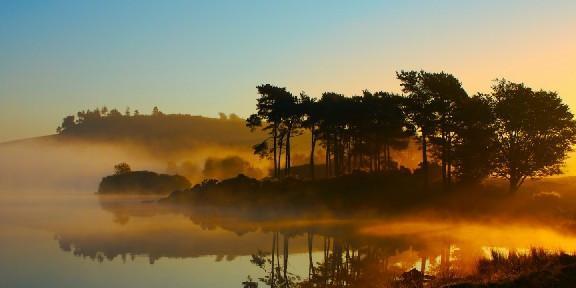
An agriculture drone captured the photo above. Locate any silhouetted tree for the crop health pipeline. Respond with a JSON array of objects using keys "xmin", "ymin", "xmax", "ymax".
[
  {"xmin": 253, "ymin": 140, "xmax": 270, "ymax": 160},
  {"xmin": 114, "ymin": 163, "xmax": 132, "ymax": 175},
  {"xmin": 76, "ymin": 108, "xmax": 102, "ymax": 123},
  {"xmin": 397, "ymin": 71, "xmax": 438, "ymax": 186},
  {"xmin": 108, "ymin": 108, "xmax": 122, "ymax": 117},
  {"xmin": 246, "ymin": 84, "xmax": 295, "ymax": 177},
  {"xmin": 57, "ymin": 115, "xmax": 76, "ymax": 133},
  {"xmin": 152, "ymin": 106, "xmax": 163, "ymax": 116},
  {"xmin": 317, "ymin": 92, "xmax": 349, "ymax": 176},
  {"xmin": 490, "ymin": 79, "xmax": 576, "ymax": 192},
  {"xmin": 398, "ymin": 71, "xmax": 470, "ymax": 188},
  {"xmin": 451, "ymin": 95, "xmax": 496, "ymax": 183},
  {"xmin": 243, "ymin": 74, "xmax": 576, "ymax": 186},
  {"xmin": 278, "ymin": 92, "xmax": 301, "ymax": 175},
  {"xmin": 300, "ymin": 93, "xmax": 321, "ymax": 178},
  {"xmin": 424, "ymin": 72, "xmax": 468, "ymax": 187},
  {"xmin": 244, "ymin": 89, "xmax": 414, "ymax": 178},
  {"xmin": 366, "ymin": 91, "xmax": 413, "ymax": 171}
]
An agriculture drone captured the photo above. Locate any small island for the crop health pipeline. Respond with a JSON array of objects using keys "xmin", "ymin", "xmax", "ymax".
[{"xmin": 98, "ymin": 163, "xmax": 190, "ymax": 195}]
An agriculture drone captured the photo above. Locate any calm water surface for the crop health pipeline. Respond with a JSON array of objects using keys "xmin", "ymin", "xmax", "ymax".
[{"xmin": 3, "ymin": 188, "xmax": 576, "ymax": 288}]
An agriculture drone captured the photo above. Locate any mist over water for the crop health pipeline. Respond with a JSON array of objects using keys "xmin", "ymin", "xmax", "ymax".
[
  {"xmin": 0, "ymin": 139, "xmax": 281, "ymax": 287},
  {"xmin": 2, "ymin": 139, "xmax": 576, "ymax": 287}
]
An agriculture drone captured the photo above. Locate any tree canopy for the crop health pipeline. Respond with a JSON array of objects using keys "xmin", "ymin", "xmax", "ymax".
[
  {"xmin": 490, "ymin": 79, "xmax": 576, "ymax": 192},
  {"xmin": 247, "ymin": 74, "xmax": 576, "ymax": 193}
]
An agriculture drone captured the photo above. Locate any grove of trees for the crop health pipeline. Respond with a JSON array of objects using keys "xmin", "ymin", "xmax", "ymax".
[{"xmin": 247, "ymin": 71, "xmax": 576, "ymax": 193}]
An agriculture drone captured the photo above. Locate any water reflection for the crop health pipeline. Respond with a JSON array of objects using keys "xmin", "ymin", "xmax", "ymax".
[
  {"xmin": 3, "ymin": 187, "xmax": 576, "ymax": 287},
  {"xmin": 51, "ymin": 194, "xmax": 576, "ymax": 287}
]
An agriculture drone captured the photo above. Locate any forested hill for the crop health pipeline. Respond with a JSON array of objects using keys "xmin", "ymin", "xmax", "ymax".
[{"xmin": 54, "ymin": 107, "xmax": 266, "ymax": 155}]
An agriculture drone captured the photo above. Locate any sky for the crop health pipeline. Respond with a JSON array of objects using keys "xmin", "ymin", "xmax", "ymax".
[{"xmin": 1, "ymin": 0, "xmax": 575, "ymax": 142}]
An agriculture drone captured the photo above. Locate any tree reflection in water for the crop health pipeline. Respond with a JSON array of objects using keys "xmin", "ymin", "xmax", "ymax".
[
  {"xmin": 52, "ymin": 194, "xmax": 576, "ymax": 288},
  {"xmin": 245, "ymin": 232, "xmax": 459, "ymax": 288}
]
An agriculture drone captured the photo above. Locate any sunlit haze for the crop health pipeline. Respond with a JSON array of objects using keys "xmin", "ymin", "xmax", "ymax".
[{"xmin": 2, "ymin": 2, "xmax": 576, "ymax": 287}]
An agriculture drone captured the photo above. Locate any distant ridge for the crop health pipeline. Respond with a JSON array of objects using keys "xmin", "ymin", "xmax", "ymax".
[
  {"xmin": 50, "ymin": 112, "xmax": 267, "ymax": 156},
  {"xmin": 0, "ymin": 112, "xmax": 268, "ymax": 158}
]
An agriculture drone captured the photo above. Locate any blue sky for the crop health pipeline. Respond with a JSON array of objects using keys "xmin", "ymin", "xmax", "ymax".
[{"xmin": 1, "ymin": 0, "xmax": 575, "ymax": 141}]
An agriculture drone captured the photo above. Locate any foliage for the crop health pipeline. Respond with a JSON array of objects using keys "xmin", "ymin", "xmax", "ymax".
[
  {"xmin": 247, "ymin": 74, "xmax": 576, "ymax": 192},
  {"xmin": 443, "ymin": 249, "xmax": 576, "ymax": 287},
  {"xmin": 489, "ymin": 79, "xmax": 576, "ymax": 192},
  {"xmin": 114, "ymin": 162, "xmax": 132, "ymax": 175}
]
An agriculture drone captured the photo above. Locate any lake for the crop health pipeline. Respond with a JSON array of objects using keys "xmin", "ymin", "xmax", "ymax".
[{"xmin": 2, "ymin": 142, "xmax": 576, "ymax": 287}]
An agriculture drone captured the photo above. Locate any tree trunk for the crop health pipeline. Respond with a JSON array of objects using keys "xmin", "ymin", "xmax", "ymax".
[
  {"xmin": 447, "ymin": 162, "xmax": 452, "ymax": 186},
  {"xmin": 307, "ymin": 232, "xmax": 313, "ymax": 279},
  {"xmin": 278, "ymin": 137, "xmax": 283, "ymax": 177},
  {"xmin": 285, "ymin": 125, "xmax": 291, "ymax": 175},
  {"xmin": 447, "ymin": 135, "xmax": 452, "ymax": 186},
  {"xmin": 333, "ymin": 134, "xmax": 339, "ymax": 175},
  {"xmin": 310, "ymin": 127, "xmax": 316, "ymax": 179},
  {"xmin": 422, "ymin": 134, "xmax": 428, "ymax": 168},
  {"xmin": 325, "ymin": 139, "xmax": 331, "ymax": 177},
  {"xmin": 422, "ymin": 132, "xmax": 429, "ymax": 187},
  {"xmin": 271, "ymin": 232, "xmax": 276, "ymax": 287},
  {"xmin": 276, "ymin": 232, "xmax": 280, "ymax": 273},
  {"xmin": 386, "ymin": 143, "xmax": 391, "ymax": 171},
  {"xmin": 376, "ymin": 145, "xmax": 381, "ymax": 172},
  {"xmin": 442, "ymin": 131, "xmax": 447, "ymax": 189},
  {"xmin": 347, "ymin": 140, "xmax": 352, "ymax": 174},
  {"xmin": 273, "ymin": 125, "xmax": 278, "ymax": 177},
  {"xmin": 509, "ymin": 175, "xmax": 525, "ymax": 194},
  {"xmin": 283, "ymin": 235, "xmax": 288, "ymax": 281}
]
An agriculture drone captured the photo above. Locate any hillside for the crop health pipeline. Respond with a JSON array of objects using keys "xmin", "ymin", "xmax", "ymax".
[{"xmin": 56, "ymin": 110, "xmax": 265, "ymax": 154}]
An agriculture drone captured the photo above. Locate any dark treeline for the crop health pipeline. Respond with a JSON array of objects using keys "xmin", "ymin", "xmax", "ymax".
[
  {"xmin": 57, "ymin": 106, "xmax": 246, "ymax": 137},
  {"xmin": 247, "ymin": 71, "xmax": 576, "ymax": 192},
  {"xmin": 57, "ymin": 106, "xmax": 245, "ymax": 134},
  {"xmin": 57, "ymin": 106, "xmax": 167, "ymax": 133},
  {"xmin": 54, "ymin": 106, "xmax": 265, "ymax": 158}
]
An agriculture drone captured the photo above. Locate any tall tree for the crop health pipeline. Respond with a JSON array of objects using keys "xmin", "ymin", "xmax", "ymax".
[
  {"xmin": 424, "ymin": 72, "xmax": 468, "ymax": 187},
  {"xmin": 451, "ymin": 94, "xmax": 496, "ymax": 183},
  {"xmin": 359, "ymin": 91, "xmax": 413, "ymax": 172},
  {"xmin": 317, "ymin": 92, "xmax": 348, "ymax": 176},
  {"xmin": 397, "ymin": 71, "xmax": 438, "ymax": 186},
  {"xmin": 398, "ymin": 70, "xmax": 469, "ymax": 188},
  {"xmin": 278, "ymin": 93, "xmax": 300, "ymax": 175},
  {"xmin": 490, "ymin": 79, "xmax": 576, "ymax": 192},
  {"xmin": 300, "ymin": 93, "xmax": 321, "ymax": 178},
  {"xmin": 246, "ymin": 84, "xmax": 294, "ymax": 177}
]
